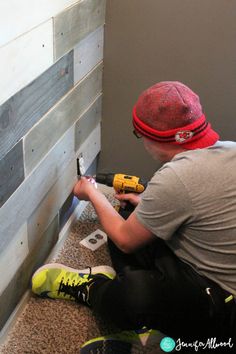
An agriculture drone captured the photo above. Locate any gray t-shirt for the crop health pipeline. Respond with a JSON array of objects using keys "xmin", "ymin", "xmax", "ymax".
[{"xmin": 135, "ymin": 141, "xmax": 236, "ymax": 296}]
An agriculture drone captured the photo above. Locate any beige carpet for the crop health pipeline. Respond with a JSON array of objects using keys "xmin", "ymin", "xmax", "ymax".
[{"xmin": 0, "ymin": 192, "xmax": 163, "ymax": 354}]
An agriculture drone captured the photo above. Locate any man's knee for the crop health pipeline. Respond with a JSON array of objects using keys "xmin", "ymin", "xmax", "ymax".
[{"xmin": 122, "ymin": 269, "xmax": 162, "ymax": 312}]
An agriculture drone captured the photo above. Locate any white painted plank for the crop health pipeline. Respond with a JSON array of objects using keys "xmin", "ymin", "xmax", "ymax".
[
  {"xmin": 28, "ymin": 156, "xmax": 77, "ymax": 250},
  {"xmin": 0, "ymin": 0, "xmax": 80, "ymax": 48},
  {"xmin": 0, "ymin": 126, "xmax": 75, "ymax": 254},
  {"xmin": 0, "ymin": 223, "xmax": 28, "ymax": 296},
  {"xmin": 75, "ymin": 94, "xmax": 102, "ymax": 151},
  {"xmin": 74, "ymin": 26, "xmax": 104, "ymax": 84},
  {"xmin": 77, "ymin": 123, "xmax": 101, "ymax": 172},
  {"xmin": 28, "ymin": 123, "xmax": 101, "ymax": 247},
  {"xmin": 0, "ymin": 20, "xmax": 53, "ymax": 105}
]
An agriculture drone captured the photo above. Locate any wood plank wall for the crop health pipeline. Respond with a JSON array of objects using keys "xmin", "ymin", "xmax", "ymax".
[{"xmin": 0, "ymin": 0, "xmax": 106, "ymax": 330}]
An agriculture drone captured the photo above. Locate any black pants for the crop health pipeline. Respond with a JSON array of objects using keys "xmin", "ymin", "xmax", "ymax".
[{"xmin": 90, "ymin": 234, "xmax": 235, "ymax": 351}]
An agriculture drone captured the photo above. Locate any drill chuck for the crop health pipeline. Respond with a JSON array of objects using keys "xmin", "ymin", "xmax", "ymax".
[{"xmin": 95, "ymin": 173, "xmax": 115, "ymax": 187}]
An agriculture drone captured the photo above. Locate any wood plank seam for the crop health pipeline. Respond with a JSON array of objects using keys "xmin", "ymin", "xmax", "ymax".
[
  {"xmin": 0, "ymin": 50, "xmax": 74, "ymax": 161},
  {"xmin": 0, "ymin": 19, "xmax": 54, "ymax": 105}
]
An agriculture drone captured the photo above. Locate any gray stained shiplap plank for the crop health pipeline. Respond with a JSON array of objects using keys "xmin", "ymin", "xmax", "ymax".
[
  {"xmin": 0, "ymin": 216, "xmax": 58, "ymax": 331},
  {"xmin": 74, "ymin": 25, "xmax": 104, "ymax": 85},
  {"xmin": 28, "ymin": 120, "xmax": 101, "ymax": 248},
  {"xmin": 76, "ymin": 123, "xmax": 101, "ymax": 173},
  {"xmin": 0, "ymin": 140, "xmax": 24, "ymax": 208},
  {"xmin": 24, "ymin": 63, "xmax": 103, "ymax": 176},
  {"xmin": 0, "ymin": 125, "xmax": 75, "ymax": 255},
  {"xmin": 54, "ymin": 0, "xmax": 106, "ymax": 60},
  {"xmin": 27, "ymin": 156, "xmax": 77, "ymax": 251},
  {"xmin": 0, "ymin": 223, "xmax": 28, "ymax": 296},
  {"xmin": 75, "ymin": 94, "xmax": 102, "ymax": 151},
  {"xmin": 0, "ymin": 51, "xmax": 73, "ymax": 161},
  {"xmin": 59, "ymin": 152, "xmax": 97, "ymax": 229}
]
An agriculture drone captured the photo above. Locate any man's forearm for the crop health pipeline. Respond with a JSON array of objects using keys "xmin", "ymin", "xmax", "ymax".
[{"xmin": 73, "ymin": 178, "xmax": 154, "ymax": 252}]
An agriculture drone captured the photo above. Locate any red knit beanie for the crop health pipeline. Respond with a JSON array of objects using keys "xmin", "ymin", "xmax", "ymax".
[{"xmin": 132, "ymin": 81, "xmax": 219, "ymax": 149}]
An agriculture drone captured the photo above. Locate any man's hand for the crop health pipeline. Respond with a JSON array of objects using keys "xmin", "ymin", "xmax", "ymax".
[
  {"xmin": 114, "ymin": 193, "xmax": 141, "ymax": 207},
  {"xmin": 73, "ymin": 176, "xmax": 100, "ymax": 201}
]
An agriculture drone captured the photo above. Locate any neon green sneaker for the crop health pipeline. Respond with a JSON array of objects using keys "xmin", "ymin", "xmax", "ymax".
[
  {"xmin": 31, "ymin": 263, "xmax": 115, "ymax": 305},
  {"xmin": 80, "ymin": 328, "xmax": 164, "ymax": 353}
]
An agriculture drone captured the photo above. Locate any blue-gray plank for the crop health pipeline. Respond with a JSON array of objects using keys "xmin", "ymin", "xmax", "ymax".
[
  {"xmin": 0, "ymin": 51, "xmax": 74, "ymax": 160},
  {"xmin": 0, "ymin": 125, "xmax": 75, "ymax": 255},
  {"xmin": 0, "ymin": 215, "xmax": 58, "ymax": 331},
  {"xmin": 0, "ymin": 140, "xmax": 24, "ymax": 208}
]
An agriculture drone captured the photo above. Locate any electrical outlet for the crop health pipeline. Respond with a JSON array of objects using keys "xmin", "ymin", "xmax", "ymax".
[{"xmin": 80, "ymin": 229, "xmax": 107, "ymax": 251}]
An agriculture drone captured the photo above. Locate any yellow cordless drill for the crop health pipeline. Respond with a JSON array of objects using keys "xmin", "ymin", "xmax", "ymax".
[
  {"xmin": 96, "ymin": 173, "xmax": 146, "ymax": 194},
  {"xmin": 96, "ymin": 173, "xmax": 147, "ymax": 217}
]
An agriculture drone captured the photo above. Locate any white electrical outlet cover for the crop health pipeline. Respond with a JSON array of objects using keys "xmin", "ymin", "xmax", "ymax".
[{"xmin": 80, "ymin": 229, "xmax": 107, "ymax": 251}]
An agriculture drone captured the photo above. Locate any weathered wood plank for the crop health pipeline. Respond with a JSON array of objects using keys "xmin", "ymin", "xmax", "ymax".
[
  {"xmin": 0, "ymin": 51, "xmax": 73, "ymax": 161},
  {"xmin": 0, "ymin": 0, "xmax": 79, "ymax": 47},
  {"xmin": 0, "ymin": 140, "xmax": 24, "ymax": 208},
  {"xmin": 54, "ymin": 0, "xmax": 106, "ymax": 60},
  {"xmin": 74, "ymin": 25, "xmax": 104, "ymax": 84},
  {"xmin": 27, "ymin": 155, "xmax": 77, "ymax": 251},
  {"xmin": 0, "ymin": 223, "xmax": 28, "ymax": 296},
  {"xmin": 0, "ymin": 216, "xmax": 58, "ymax": 331},
  {"xmin": 59, "ymin": 194, "xmax": 79, "ymax": 230},
  {"xmin": 0, "ymin": 125, "xmax": 75, "ymax": 255},
  {"xmin": 28, "ymin": 122, "xmax": 101, "ymax": 243},
  {"xmin": 0, "ymin": 19, "xmax": 53, "ymax": 105},
  {"xmin": 24, "ymin": 62, "xmax": 103, "ymax": 176},
  {"xmin": 59, "ymin": 156, "xmax": 97, "ymax": 229},
  {"xmin": 76, "ymin": 123, "xmax": 101, "ymax": 172},
  {"xmin": 75, "ymin": 94, "xmax": 102, "ymax": 151}
]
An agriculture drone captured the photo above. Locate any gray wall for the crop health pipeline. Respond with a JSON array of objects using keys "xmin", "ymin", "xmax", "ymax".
[{"xmin": 98, "ymin": 0, "xmax": 236, "ymax": 180}]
